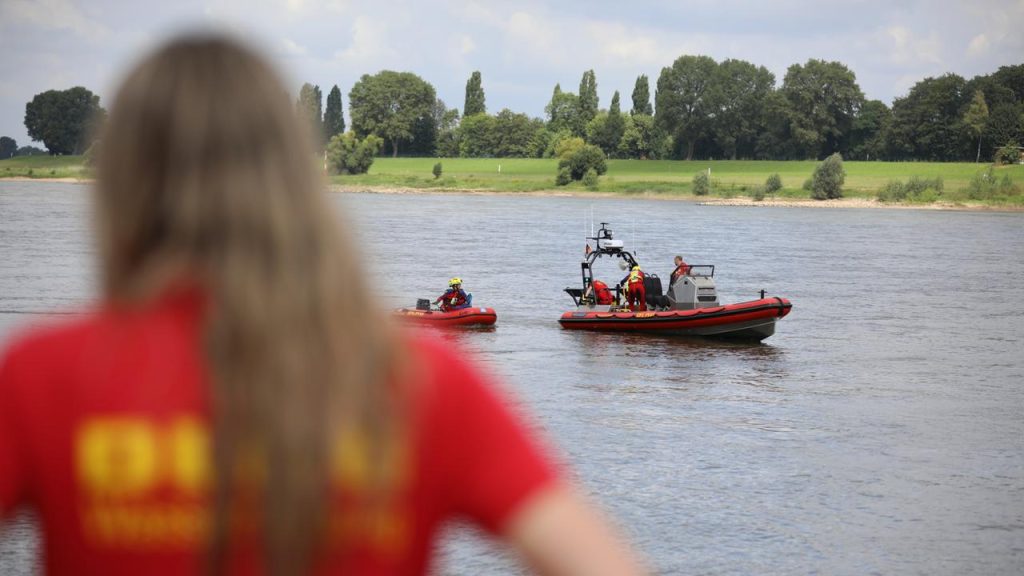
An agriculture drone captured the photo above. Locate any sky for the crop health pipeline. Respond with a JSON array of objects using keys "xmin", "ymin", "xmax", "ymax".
[{"xmin": 2, "ymin": 0, "xmax": 1023, "ymax": 148}]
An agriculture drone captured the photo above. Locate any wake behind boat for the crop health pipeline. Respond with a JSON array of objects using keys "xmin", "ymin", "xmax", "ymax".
[{"xmin": 559, "ymin": 223, "xmax": 791, "ymax": 341}]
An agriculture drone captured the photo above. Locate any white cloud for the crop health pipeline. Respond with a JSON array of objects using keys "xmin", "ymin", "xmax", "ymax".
[
  {"xmin": 333, "ymin": 16, "xmax": 396, "ymax": 66},
  {"xmin": 280, "ymin": 37, "xmax": 307, "ymax": 56},
  {"xmin": 585, "ymin": 22, "xmax": 661, "ymax": 67},
  {"xmin": 882, "ymin": 25, "xmax": 942, "ymax": 66},
  {"xmin": 0, "ymin": 0, "xmax": 108, "ymax": 41},
  {"xmin": 460, "ymin": 35, "xmax": 476, "ymax": 55},
  {"xmin": 967, "ymin": 33, "xmax": 990, "ymax": 57}
]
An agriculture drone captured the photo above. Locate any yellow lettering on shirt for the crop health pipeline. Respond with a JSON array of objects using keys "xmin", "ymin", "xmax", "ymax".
[{"xmin": 77, "ymin": 419, "xmax": 159, "ymax": 496}]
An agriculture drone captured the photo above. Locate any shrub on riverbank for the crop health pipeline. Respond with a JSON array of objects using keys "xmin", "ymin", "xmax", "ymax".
[
  {"xmin": 811, "ymin": 153, "xmax": 845, "ymax": 200},
  {"xmin": 693, "ymin": 171, "xmax": 710, "ymax": 195},
  {"xmin": 994, "ymin": 142, "xmax": 1021, "ymax": 166},
  {"xmin": 877, "ymin": 176, "xmax": 944, "ymax": 202},
  {"xmin": 557, "ymin": 144, "xmax": 606, "ymax": 183},
  {"xmin": 326, "ymin": 132, "xmax": 382, "ymax": 175},
  {"xmin": 963, "ymin": 167, "xmax": 1021, "ymax": 201}
]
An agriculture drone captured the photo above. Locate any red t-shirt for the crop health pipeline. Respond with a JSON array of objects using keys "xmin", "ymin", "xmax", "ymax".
[{"xmin": 0, "ymin": 289, "xmax": 557, "ymax": 575}]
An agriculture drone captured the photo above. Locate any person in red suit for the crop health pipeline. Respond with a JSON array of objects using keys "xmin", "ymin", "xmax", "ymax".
[
  {"xmin": 624, "ymin": 265, "xmax": 647, "ymax": 312},
  {"xmin": 669, "ymin": 255, "xmax": 690, "ymax": 288}
]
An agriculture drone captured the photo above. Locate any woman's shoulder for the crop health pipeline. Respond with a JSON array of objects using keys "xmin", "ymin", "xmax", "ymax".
[{"xmin": 1, "ymin": 312, "xmax": 104, "ymax": 367}]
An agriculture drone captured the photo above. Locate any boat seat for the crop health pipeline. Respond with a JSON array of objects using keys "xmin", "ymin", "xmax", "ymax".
[{"xmin": 643, "ymin": 274, "xmax": 670, "ymax": 309}]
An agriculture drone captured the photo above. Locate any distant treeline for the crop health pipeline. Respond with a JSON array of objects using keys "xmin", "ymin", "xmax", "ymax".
[
  {"xmin": 300, "ymin": 57, "xmax": 1023, "ymax": 163},
  {"xmin": 6, "ymin": 56, "xmax": 1023, "ymax": 163}
]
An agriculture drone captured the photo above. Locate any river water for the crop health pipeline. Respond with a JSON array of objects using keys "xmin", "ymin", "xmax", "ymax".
[{"xmin": 1, "ymin": 181, "xmax": 1022, "ymax": 575}]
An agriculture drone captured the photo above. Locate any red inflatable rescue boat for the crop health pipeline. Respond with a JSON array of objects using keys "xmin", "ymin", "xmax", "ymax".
[
  {"xmin": 559, "ymin": 297, "xmax": 791, "ymax": 340},
  {"xmin": 561, "ymin": 223, "xmax": 792, "ymax": 341},
  {"xmin": 394, "ymin": 306, "xmax": 497, "ymax": 327}
]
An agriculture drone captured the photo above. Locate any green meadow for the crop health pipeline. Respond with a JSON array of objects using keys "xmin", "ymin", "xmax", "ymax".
[
  {"xmin": 4, "ymin": 155, "xmax": 1023, "ymax": 206},
  {"xmin": 0, "ymin": 155, "xmax": 91, "ymax": 179},
  {"xmin": 338, "ymin": 158, "xmax": 1024, "ymax": 205}
]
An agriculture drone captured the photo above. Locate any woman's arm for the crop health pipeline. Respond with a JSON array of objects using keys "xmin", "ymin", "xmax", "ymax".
[{"xmin": 504, "ymin": 483, "xmax": 648, "ymax": 576}]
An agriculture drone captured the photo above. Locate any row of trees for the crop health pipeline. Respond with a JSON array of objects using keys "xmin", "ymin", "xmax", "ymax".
[
  {"xmin": 292, "ymin": 58, "xmax": 1022, "ymax": 163},
  {"xmin": 6, "ymin": 58, "xmax": 1023, "ymax": 162}
]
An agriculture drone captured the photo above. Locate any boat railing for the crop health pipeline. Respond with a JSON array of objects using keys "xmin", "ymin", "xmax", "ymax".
[{"xmin": 687, "ymin": 265, "xmax": 714, "ymax": 278}]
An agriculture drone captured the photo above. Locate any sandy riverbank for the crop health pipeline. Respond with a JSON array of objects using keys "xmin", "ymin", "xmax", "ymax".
[
  {"xmin": 326, "ymin": 184, "xmax": 1021, "ymax": 212},
  {"xmin": 3, "ymin": 178, "xmax": 1019, "ymax": 212}
]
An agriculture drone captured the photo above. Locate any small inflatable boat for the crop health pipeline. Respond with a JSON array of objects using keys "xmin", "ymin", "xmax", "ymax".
[
  {"xmin": 394, "ymin": 303, "xmax": 497, "ymax": 327},
  {"xmin": 560, "ymin": 223, "xmax": 791, "ymax": 341}
]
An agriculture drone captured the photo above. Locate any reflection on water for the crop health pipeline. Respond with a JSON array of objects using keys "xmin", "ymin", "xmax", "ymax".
[{"xmin": 1, "ymin": 182, "xmax": 1023, "ymax": 576}]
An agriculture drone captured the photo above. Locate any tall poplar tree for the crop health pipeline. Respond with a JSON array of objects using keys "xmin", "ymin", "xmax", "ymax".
[
  {"xmin": 577, "ymin": 70, "xmax": 598, "ymax": 126},
  {"xmin": 631, "ymin": 74, "xmax": 653, "ymax": 116},
  {"xmin": 296, "ymin": 83, "xmax": 324, "ymax": 145},
  {"xmin": 464, "ymin": 71, "xmax": 486, "ymax": 116},
  {"xmin": 323, "ymin": 85, "xmax": 345, "ymax": 142}
]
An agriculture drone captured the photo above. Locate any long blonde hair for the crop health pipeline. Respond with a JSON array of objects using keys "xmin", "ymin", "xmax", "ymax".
[{"xmin": 95, "ymin": 35, "xmax": 398, "ymax": 573}]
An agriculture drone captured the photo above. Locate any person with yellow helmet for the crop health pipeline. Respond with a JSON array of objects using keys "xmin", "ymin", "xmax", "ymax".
[
  {"xmin": 623, "ymin": 265, "xmax": 647, "ymax": 312},
  {"xmin": 434, "ymin": 277, "xmax": 473, "ymax": 312}
]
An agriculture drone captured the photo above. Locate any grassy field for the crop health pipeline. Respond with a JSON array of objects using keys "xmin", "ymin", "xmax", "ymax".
[
  {"xmin": 339, "ymin": 158, "xmax": 1024, "ymax": 203},
  {"xmin": 0, "ymin": 155, "xmax": 91, "ymax": 179},
  {"xmin": 4, "ymin": 154, "xmax": 1023, "ymax": 205}
]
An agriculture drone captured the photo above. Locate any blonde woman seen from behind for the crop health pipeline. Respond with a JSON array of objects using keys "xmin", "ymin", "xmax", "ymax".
[{"xmin": 0, "ymin": 34, "xmax": 645, "ymax": 576}]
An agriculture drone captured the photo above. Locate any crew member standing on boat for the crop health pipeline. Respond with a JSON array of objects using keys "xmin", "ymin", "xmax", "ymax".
[
  {"xmin": 435, "ymin": 277, "xmax": 472, "ymax": 311},
  {"xmin": 669, "ymin": 255, "xmax": 690, "ymax": 288},
  {"xmin": 624, "ymin": 266, "xmax": 647, "ymax": 312}
]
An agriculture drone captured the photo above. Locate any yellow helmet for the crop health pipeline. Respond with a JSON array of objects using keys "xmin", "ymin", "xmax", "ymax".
[
  {"xmin": 449, "ymin": 277, "xmax": 462, "ymax": 287},
  {"xmin": 631, "ymin": 265, "xmax": 641, "ymax": 272}
]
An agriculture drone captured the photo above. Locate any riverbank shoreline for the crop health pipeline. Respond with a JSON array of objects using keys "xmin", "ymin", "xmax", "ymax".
[
  {"xmin": 325, "ymin": 183, "xmax": 1023, "ymax": 212},
  {"xmin": 2, "ymin": 177, "xmax": 1020, "ymax": 212}
]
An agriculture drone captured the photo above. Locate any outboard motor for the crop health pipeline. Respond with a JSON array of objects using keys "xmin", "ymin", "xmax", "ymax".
[{"xmin": 667, "ymin": 268, "xmax": 719, "ymax": 310}]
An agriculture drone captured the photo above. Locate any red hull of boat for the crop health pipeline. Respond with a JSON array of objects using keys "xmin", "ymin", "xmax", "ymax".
[
  {"xmin": 559, "ymin": 297, "xmax": 791, "ymax": 340},
  {"xmin": 395, "ymin": 306, "xmax": 497, "ymax": 327}
]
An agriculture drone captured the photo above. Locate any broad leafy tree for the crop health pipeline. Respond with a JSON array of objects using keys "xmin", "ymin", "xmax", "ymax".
[
  {"xmin": 963, "ymin": 90, "xmax": 989, "ymax": 162},
  {"xmin": 780, "ymin": 59, "xmax": 864, "ymax": 159},
  {"xmin": 991, "ymin": 64, "xmax": 1024, "ymax": 103},
  {"xmin": 492, "ymin": 109, "xmax": 544, "ymax": 157},
  {"xmin": 24, "ymin": 87, "xmax": 105, "ymax": 155},
  {"xmin": 885, "ymin": 74, "xmax": 969, "ymax": 161},
  {"xmin": 577, "ymin": 70, "xmax": 599, "ymax": 128},
  {"xmin": 754, "ymin": 90, "xmax": 794, "ymax": 160},
  {"xmin": 458, "ymin": 109, "xmax": 543, "ymax": 157},
  {"xmin": 546, "ymin": 84, "xmax": 582, "ymax": 136},
  {"xmin": 435, "ymin": 102, "xmax": 461, "ymax": 157},
  {"xmin": 631, "ymin": 74, "xmax": 653, "ymax": 116},
  {"xmin": 711, "ymin": 59, "xmax": 775, "ymax": 159},
  {"xmin": 847, "ymin": 99, "xmax": 890, "ymax": 161},
  {"xmin": 984, "ymin": 103, "xmax": 1024, "ymax": 155},
  {"xmin": 349, "ymin": 71, "xmax": 437, "ymax": 157},
  {"xmin": 464, "ymin": 71, "xmax": 486, "ymax": 116},
  {"xmin": 655, "ymin": 55, "xmax": 719, "ymax": 160},
  {"xmin": 458, "ymin": 113, "xmax": 495, "ymax": 157},
  {"xmin": 0, "ymin": 136, "xmax": 16, "ymax": 159},
  {"xmin": 618, "ymin": 113, "xmax": 657, "ymax": 159},
  {"xmin": 323, "ymin": 85, "xmax": 346, "ymax": 142},
  {"xmin": 296, "ymin": 83, "xmax": 323, "ymax": 145}
]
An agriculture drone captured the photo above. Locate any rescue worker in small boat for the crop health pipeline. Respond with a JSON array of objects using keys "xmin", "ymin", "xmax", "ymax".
[
  {"xmin": 669, "ymin": 254, "xmax": 690, "ymax": 288},
  {"xmin": 435, "ymin": 277, "xmax": 473, "ymax": 311},
  {"xmin": 622, "ymin": 265, "xmax": 647, "ymax": 312}
]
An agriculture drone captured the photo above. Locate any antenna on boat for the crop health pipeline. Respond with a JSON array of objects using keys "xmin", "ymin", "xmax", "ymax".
[{"xmin": 632, "ymin": 217, "xmax": 637, "ymax": 263}]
